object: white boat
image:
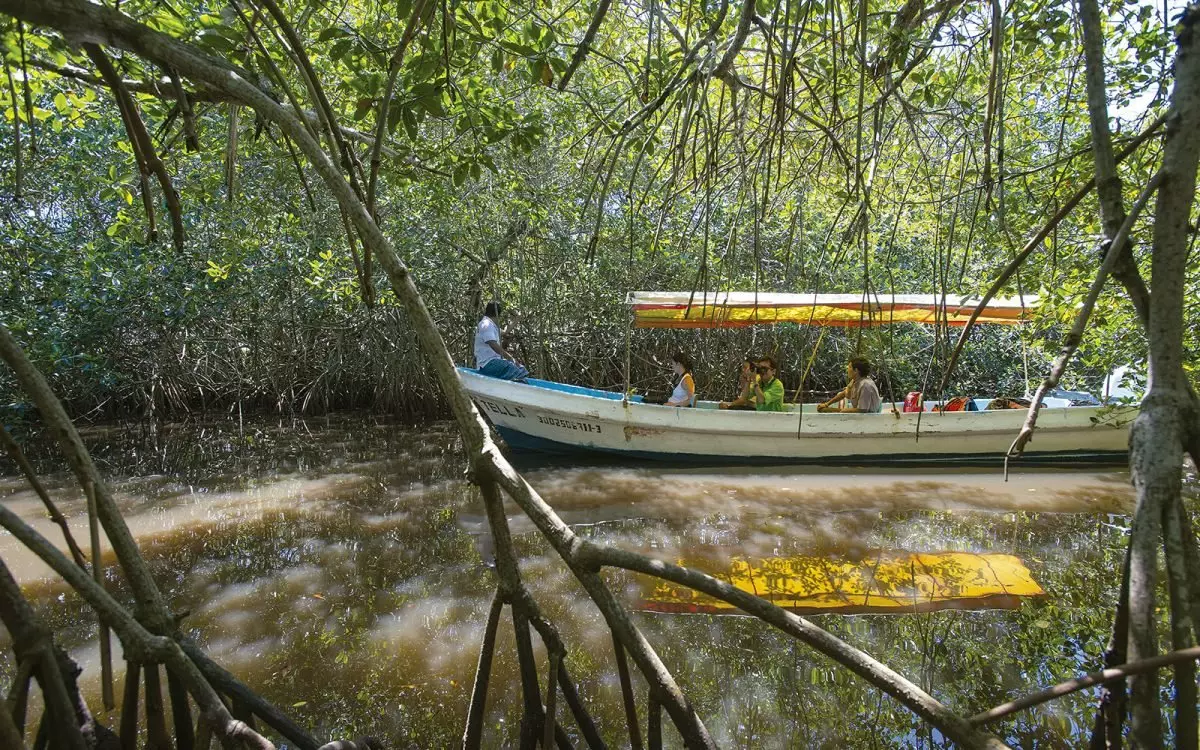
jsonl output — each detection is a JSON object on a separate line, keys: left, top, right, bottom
{"left": 460, "top": 292, "right": 1135, "bottom": 467}
{"left": 459, "top": 369, "right": 1134, "bottom": 466}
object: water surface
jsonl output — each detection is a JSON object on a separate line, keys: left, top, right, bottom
{"left": 0, "top": 415, "right": 1180, "bottom": 748}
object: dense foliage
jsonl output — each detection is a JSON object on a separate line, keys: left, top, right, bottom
{"left": 1, "top": 0, "right": 1193, "bottom": 419}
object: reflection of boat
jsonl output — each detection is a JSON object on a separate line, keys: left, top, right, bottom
{"left": 636, "top": 551, "right": 1045, "bottom": 616}
{"left": 460, "top": 292, "right": 1135, "bottom": 466}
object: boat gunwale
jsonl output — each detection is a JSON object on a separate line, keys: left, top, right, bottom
{"left": 458, "top": 368, "right": 1135, "bottom": 439}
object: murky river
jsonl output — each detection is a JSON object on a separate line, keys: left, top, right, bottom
{"left": 0, "top": 415, "right": 1193, "bottom": 748}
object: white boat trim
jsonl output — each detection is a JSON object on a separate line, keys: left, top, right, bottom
{"left": 458, "top": 368, "right": 1134, "bottom": 467}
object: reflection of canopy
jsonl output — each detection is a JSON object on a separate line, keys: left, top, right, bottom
{"left": 627, "top": 292, "right": 1036, "bottom": 329}
{"left": 638, "top": 551, "right": 1044, "bottom": 616}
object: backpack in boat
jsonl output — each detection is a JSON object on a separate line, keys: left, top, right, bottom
{"left": 986, "top": 397, "right": 1035, "bottom": 410}
{"left": 938, "top": 396, "right": 977, "bottom": 412}
{"left": 903, "top": 391, "right": 924, "bottom": 413}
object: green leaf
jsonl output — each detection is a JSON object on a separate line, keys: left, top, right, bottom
{"left": 53, "top": 92, "right": 69, "bottom": 113}
{"left": 352, "top": 98, "right": 374, "bottom": 121}
{"left": 402, "top": 106, "right": 419, "bottom": 140}
{"left": 417, "top": 90, "right": 446, "bottom": 117}
{"left": 388, "top": 102, "right": 405, "bottom": 134}
{"left": 318, "top": 27, "right": 350, "bottom": 42}
{"left": 452, "top": 162, "right": 470, "bottom": 187}
{"left": 330, "top": 38, "right": 353, "bottom": 61}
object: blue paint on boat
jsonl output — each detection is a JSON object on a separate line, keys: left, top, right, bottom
{"left": 459, "top": 367, "right": 642, "bottom": 402}
{"left": 494, "top": 426, "right": 1128, "bottom": 468}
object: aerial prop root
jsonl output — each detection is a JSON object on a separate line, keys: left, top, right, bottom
{"left": 474, "top": 474, "right": 596, "bottom": 747}
{"left": 0, "top": 503, "right": 279, "bottom": 750}
{"left": 485, "top": 458, "right": 1008, "bottom": 748}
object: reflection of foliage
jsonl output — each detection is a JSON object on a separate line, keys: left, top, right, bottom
{"left": 1, "top": 419, "right": 1192, "bottom": 746}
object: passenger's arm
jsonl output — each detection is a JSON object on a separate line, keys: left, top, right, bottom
{"left": 486, "top": 339, "right": 516, "bottom": 362}
{"left": 817, "top": 388, "right": 848, "bottom": 411}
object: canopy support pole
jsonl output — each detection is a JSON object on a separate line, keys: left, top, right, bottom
{"left": 794, "top": 326, "right": 828, "bottom": 439}
{"left": 623, "top": 304, "right": 632, "bottom": 405}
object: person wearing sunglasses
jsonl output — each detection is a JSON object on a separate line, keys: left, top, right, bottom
{"left": 752, "top": 356, "right": 785, "bottom": 412}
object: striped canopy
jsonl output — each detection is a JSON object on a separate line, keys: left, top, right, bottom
{"left": 627, "top": 291, "right": 1036, "bottom": 329}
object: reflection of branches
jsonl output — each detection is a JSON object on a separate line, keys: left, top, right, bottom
{"left": 970, "top": 646, "right": 1200, "bottom": 727}
{"left": 573, "top": 543, "right": 1005, "bottom": 747}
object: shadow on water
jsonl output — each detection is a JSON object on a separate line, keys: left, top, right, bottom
{"left": 0, "top": 414, "right": 1192, "bottom": 748}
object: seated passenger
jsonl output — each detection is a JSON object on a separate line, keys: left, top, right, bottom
{"left": 719, "top": 358, "right": 758, "bottom": 410}
{"left": 753, "top": 356, "right": 786, "bottom": 412}
{"left": 474, "top": 300, "right": 529, "bottom": 381}
{"left": 664, "top": 352, "right": 697, "bottom": 407}
{"left": 817, "top": 356, "right": 882, "bottom": 413}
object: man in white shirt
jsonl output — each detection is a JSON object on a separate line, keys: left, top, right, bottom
{"left": 474, "top": 301, "right": 528, "bottom": 380}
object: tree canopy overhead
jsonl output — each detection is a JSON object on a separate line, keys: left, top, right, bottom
{"left": 1, "top": 0, "right": 1193, "bottom": 414}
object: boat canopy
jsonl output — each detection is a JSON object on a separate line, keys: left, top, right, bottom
{"left": 627, "top": 291, "right": 1036, "bottom": 329}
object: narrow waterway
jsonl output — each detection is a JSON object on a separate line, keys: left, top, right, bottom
{"left": 0, "top": 415, "right": 1189, "bottom": 747}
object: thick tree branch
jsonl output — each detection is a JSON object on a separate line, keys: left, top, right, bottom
{"left": 1079, "top": 0, "right": 1151, "bottom": 325}
{"left": 0, "top": 322, "right": 173, "bottom": 632}
{"left": 971, "top": 646, "right": 1200, "bottom": 725}
{"left": 0, "top": 504, "right": 276, "bottom": 750}
{"left": 938, "top": 113, "right": 1166, "bottom": 394}
{"left": 557, "top": 0, "right": 613, "bottom": 91}
{"left": 1126, "top": 4, "right": 1200, "bottom": 746}
{"left": 86, "top": 44, "right": 185, "bottom": 250}
{"left": 571, "top": 541, "right": 1010, "bottom": 749}
{"left": 713, "top": 0, "right": 756, "bottom": 79}
{"left": 1007, "top": 169, "right": 1163, "bottom": 459}
{"left": 0, "top": 423, "right": 89, "bottom": 569}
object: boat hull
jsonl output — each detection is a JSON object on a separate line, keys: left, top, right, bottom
{"left": 459, "top": 369, "right": 1134, "bottom": 467}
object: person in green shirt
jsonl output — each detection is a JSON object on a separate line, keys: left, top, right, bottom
{"left": 753, "top": 356, "right": 786, "bottom": 412}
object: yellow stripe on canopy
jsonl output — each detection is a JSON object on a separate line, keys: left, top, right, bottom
{"left": 627, "top": 292, "right": 1036, "bottom": 328}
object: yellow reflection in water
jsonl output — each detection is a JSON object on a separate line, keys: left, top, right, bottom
{"left": 640, "top": 551, "right": 1044, "bottom": 615}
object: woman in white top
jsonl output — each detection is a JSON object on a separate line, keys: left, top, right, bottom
{"left": 665, "top": 352, "right": 697, "bottom": 407}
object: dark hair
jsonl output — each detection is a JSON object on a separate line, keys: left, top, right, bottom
{"left": 484, "top": 301, "right": 503, "bottom": 318}
{"left": 757, "top": 355, "right": 778, "bottom": 371}
{"left": 849, "top": 356, "right": 872, "bottom": 377}
{"left": 672, "top": 351, "right": 693, "bottom": 373}
{"left": 742, "top": 357, "right": 756, "bottom": 368}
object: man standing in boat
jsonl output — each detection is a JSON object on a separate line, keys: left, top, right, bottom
{"left": 474, "top": 301, "right": 529, "bottom": 381}
{"left": 753, "top": 356, "right": 786, "bottom": 412}
{"left": 817, "top": 356, "right": 883, "bottom": 413}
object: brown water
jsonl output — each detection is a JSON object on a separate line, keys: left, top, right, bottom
{"left": 0, "top": 415, "right": 1187, "bottom": 748}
